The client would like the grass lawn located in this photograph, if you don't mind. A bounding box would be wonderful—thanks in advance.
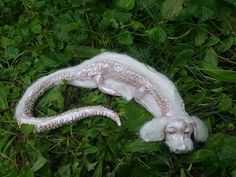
[0,0,236,176]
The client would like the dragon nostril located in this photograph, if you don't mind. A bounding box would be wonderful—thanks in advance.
[175,145,188,154]
[175,149,184,154]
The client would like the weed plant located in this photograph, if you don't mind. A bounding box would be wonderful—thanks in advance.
[0,0,236,176]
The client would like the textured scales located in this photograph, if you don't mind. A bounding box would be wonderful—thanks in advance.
[20,106,121,132]
[15,54,173,132]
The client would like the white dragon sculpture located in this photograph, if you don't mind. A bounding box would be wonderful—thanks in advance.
[15,52,208,154]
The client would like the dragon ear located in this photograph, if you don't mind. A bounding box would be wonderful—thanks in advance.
[139,117,169,142]
[191,116,208,142]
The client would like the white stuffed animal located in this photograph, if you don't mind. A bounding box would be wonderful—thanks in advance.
[15,52,208,153]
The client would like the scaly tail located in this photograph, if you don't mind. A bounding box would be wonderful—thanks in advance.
[15,66,121,132]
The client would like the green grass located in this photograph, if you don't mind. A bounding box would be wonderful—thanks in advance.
[0,0,236,176]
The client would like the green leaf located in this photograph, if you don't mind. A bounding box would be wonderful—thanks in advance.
[58,164,71,177]
[207,36,220,47]
[65,45,101,58]
[207,133,236,158]
[161,0,184,20]
[207,133,225,149]
[54,14,85,42]
[17,61,32,74]
[220,134,236,148]
[148,26,167,43]
[117,0,135,10]
[20,124,35,136]
[172,49,194,69]
[40,51,73,69]
[233,37,236,45]
[195,31,208,46]
[87,161,98,171]
[180,168,186,177]
[100,10,119,28]
[31,155,48,172]
[198,7,214,20]
[0,135,15,153]
[106,134,122,154]
[224,0,236,6]
[206,134,236,163]
[184,0,217,21]
[4,46,19,60]
[124,139,161,153]
[117,31,133,45]
[218,94,232,112]
[130,21,145,30]
[18,168,34,177]
[0,36,14,48]
[217,144,236,160]
[119,101,151,131]
[170,49,194,78]
[92,161,103,177]
[189,149,215,163]
[218,36,234,52]
[36,86,65,112]
[232,170,236,177]
[114,11,132,23]
[30,19,42,34]
[84,144,98,155]
[203,47,218,67]
[81,90,107,105]
[61,22,80,34]
[202,63,236,83]
[0,83,8,110]
[72,162,82,176]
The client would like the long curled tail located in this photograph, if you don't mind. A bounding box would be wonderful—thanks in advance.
[15,66,121,132]
[17,106,121,132]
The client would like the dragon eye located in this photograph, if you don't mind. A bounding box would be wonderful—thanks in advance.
[184,127,193,134]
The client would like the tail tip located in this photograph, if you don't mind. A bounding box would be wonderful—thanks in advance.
[116,119,122,126]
